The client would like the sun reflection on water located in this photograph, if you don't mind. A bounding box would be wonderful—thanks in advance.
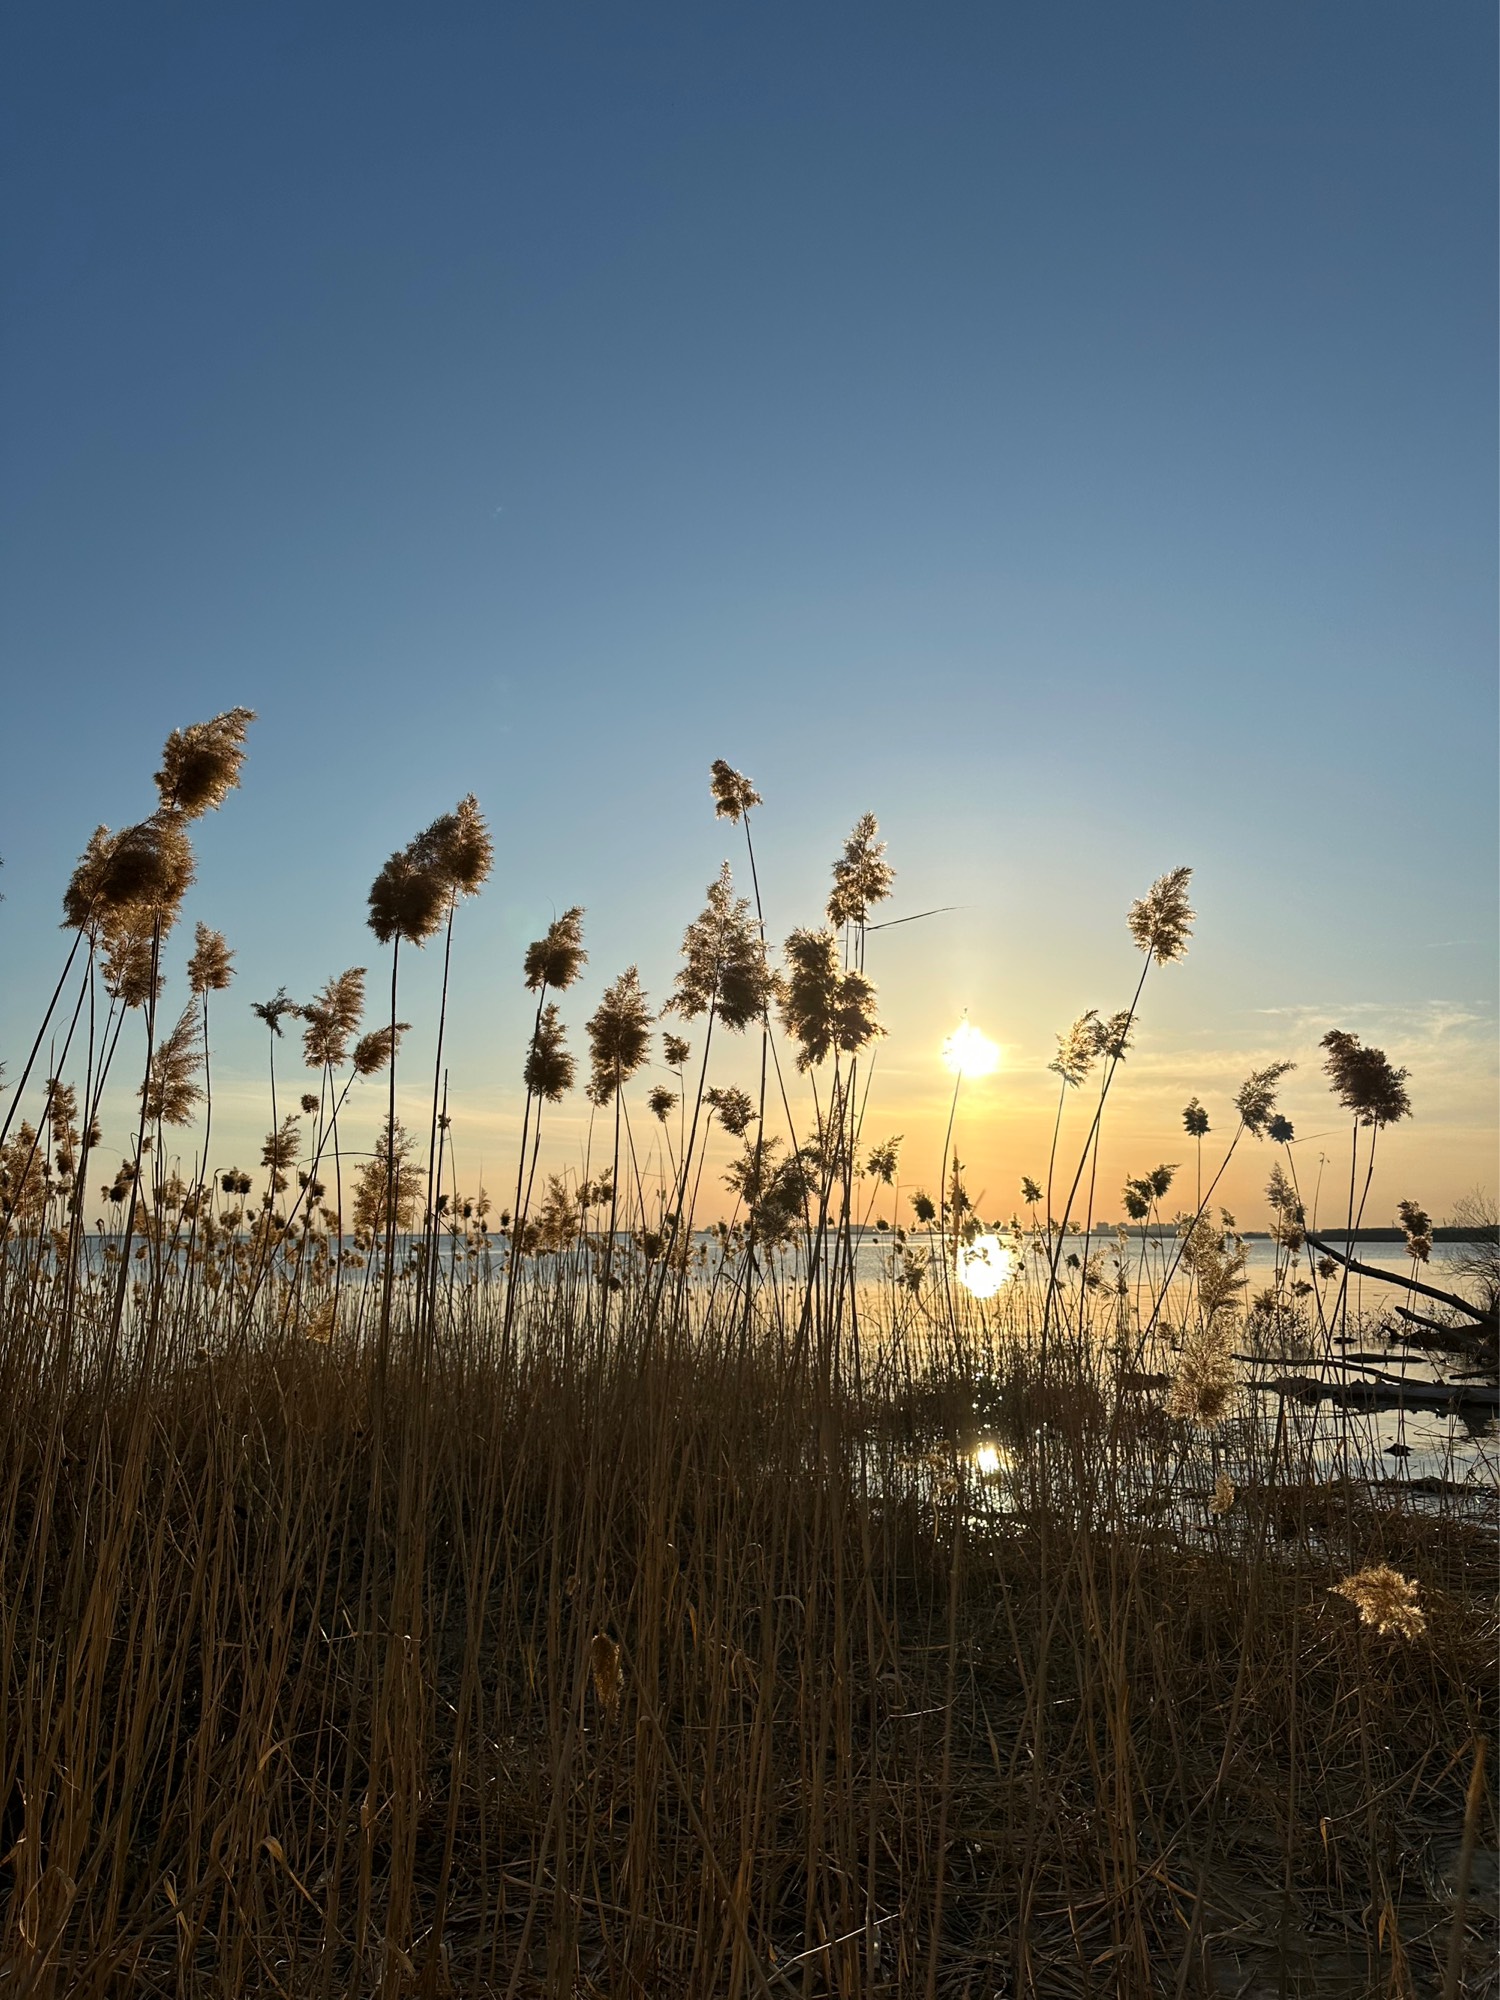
[956,1233,1015,1299]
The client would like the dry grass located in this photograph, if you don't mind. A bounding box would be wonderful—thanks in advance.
[0,1264,1493,1998]
[1,723,1495,1995]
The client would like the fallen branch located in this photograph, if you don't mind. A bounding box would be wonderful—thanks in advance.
[1262,1373,1498,1415]
[1305,1232,1494,1325]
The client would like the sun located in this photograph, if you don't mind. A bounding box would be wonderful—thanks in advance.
[941,1020,999,1078]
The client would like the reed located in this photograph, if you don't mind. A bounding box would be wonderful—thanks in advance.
[0,723,1492,1998]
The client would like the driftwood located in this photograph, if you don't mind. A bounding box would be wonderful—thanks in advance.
[1305,1231,1495,1327]
[1261,1372,1499,1416]
[1236,1352,1422,1387]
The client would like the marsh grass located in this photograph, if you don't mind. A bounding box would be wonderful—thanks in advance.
[0,726,1494,1998]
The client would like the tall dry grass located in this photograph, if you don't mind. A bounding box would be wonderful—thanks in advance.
[0,716,1494,1997]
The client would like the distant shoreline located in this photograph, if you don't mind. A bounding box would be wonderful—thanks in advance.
[856,1224,1498,1244]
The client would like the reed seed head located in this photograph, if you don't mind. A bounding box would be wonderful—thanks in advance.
[305,1299,336,1344]
[705,1085,755,1137]
[351,1120,422,1234]
[589,1632,624,1717]
[1332,1564,1426,1641]
[1126,865,1195,964]
[261,1115,300,1173]
[1265,1163,1302,1221]
[1320,1030,1412,1128]
[367,848,449,946]
[187,922,235,995]
[302,968,367,1069]
[668,864,775,1030]
[1234,1062,1296,1137]
[523,907,587,993]
[1182,1097,1210,1138]
[1092,1011,1135,1061]
[662,1032,691,1069]
[826,812,895,929]
[1165,1319,1237,1426]
[351,1023,407,1077]
[154,708,255,819]
[420,793,493,896]
[709,759,762,822]
[64,815,196,935]
[524,1002,575,1102]
[585,969,652,1101]
[1397,1199,1433,1262]
[141,1001,204,1126]
[101,912,164,1009]
[778,927,885,1070]
[251,987,300,1037]
[722,1135,814,1244]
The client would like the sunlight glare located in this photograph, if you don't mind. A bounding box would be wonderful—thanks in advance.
[956,1233,1014,1300]
[941,1020,999,1078]
[973,1441,1007,1477]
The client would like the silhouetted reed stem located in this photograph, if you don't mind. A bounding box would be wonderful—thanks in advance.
[422,897,457,1341]
[378,936,401,1369]
[0,927,86,1153]
[1042,956,1151,1354]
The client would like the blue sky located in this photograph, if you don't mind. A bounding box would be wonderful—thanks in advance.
[2,3,1494,1220]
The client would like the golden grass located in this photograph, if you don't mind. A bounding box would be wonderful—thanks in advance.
[0,725,1494,1996]
[0,1268,1493,1998]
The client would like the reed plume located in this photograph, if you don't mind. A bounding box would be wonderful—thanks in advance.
[1049,1012,1100,1089]
[64,815,196,936]
[1397,1198,1433,1262]
[589,1633,624,1718]
[705,1085,755,1137]
[523,907,587,992]
[187,923,234,995]
[585,970,652,1102]
[667,864,774,1031]
[352,1023,404,1075]
[301,968,366,1069]
[1233,1062,1296,1137]
[709,759,762,822]
[1126,864,1195,964]
[153,706,256,819]
[1165,1317,1237,1425]
[1332,1565,1427,1641]
[101,915,163,1009]
[505,911,587,1338]
[778,928,884,1070]
[826,811,895,930]
[586,969,652,1309]
[141,1001,204,1127]
[523,1003,574,1102]
[1320,1030,1412,1128]
[368,849,449,947]
[419,791,494,895]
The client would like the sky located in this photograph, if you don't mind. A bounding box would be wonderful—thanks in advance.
[2,1,1495,1232]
